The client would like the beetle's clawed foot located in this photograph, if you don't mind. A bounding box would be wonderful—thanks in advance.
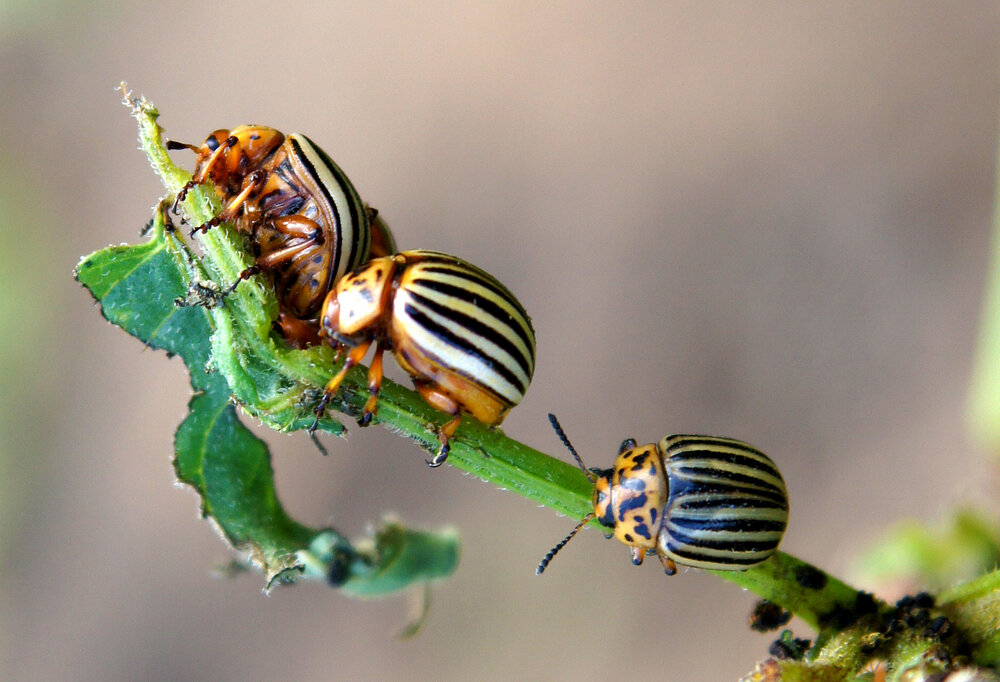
[220,266,261,300]
[309,393,332,435]
[359,393,379,427]
[170,179,198,216]
[426,442,450,468]
[658,554,678,576]
[188,216,221,238]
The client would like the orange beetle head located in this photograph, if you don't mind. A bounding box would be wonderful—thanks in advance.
[191,126,284,191]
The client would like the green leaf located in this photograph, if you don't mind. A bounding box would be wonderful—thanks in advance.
[173,390,316,577]
[75,190,458,596]
[75,228,216,390]
[298,523,460,598]
[341,522,461,597]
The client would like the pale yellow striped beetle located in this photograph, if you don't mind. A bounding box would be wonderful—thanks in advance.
[313,250,536,467]
[538,414,789,575]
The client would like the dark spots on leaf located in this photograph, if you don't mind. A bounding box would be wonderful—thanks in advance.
[768,632,810,661]
[925,616,952,640]
[816,591,879,633]
[895,592,934,610]
[818,605,854,629]
[794,564,827,590]
[749,600,792,632]
[854,591,879,618]
[327,547,353,587]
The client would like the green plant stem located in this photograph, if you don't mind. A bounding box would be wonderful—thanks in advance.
[121,86,881,635]
[939,570,1000,666]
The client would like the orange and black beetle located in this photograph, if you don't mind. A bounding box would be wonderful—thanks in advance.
[170,125,395,346]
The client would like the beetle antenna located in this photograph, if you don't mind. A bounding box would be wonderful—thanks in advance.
[536,513,595,575]
[547,413,595,483]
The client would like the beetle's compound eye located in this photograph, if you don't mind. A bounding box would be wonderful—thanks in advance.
[203,130,228,152]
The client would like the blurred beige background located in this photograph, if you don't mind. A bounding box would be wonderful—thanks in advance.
[2,2,999,680]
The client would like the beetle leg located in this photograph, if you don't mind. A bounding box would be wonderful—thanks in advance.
[360,343,386,426]
[172,180,197,215]
[362,344,386,423]
[254,239,316,269]
[142,199,174,237]
[275,313,322,349]
[270,215,325,242]
[220,265,262,298]
[657,553,677,576]
[309,338,373,433]
[327,339,373,396]
[190,169,267,236]
[189,137,230,184]
[411,384,463,468]
[426,415,461,468]
[308,393,332,435]
[171,139,230,215]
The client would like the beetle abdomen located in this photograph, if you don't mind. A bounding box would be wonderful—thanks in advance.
[286,135,371,281]
[659,435,789,570]
[392,251,535,406]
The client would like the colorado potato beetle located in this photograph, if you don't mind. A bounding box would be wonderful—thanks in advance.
[537,414,788,575]
[168,125,395,344]
[314,250,536,467]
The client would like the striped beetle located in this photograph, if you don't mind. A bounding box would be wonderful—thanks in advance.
[168,125,395,346]
[314,250,536,467]
[537,414,788,575]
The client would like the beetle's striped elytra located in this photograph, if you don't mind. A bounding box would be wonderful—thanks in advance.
[168,125,394,346]
[537,415,789,575]
[314,250,536,467]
